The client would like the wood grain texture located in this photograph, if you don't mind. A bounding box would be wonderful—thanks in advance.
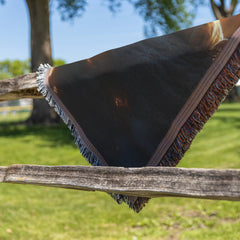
[1,164,240,200]
[0,73,43,101]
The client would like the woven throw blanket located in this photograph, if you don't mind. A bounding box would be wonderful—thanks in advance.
[37,14,240,212]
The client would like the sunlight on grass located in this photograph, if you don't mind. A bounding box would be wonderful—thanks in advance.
[0,103,240,239]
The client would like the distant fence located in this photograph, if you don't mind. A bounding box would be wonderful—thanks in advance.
[0,99,32,114]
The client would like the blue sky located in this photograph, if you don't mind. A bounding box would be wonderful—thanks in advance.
[0,1,236,64]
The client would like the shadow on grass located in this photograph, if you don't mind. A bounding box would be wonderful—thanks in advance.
[1,102,239,149]
[212,116,240,128]
[0,121,75,148]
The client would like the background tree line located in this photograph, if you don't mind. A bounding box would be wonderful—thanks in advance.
[0,59,65,79]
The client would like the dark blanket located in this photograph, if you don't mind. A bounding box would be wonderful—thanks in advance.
[37,14,240,212]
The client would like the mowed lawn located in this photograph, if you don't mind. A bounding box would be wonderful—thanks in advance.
[0,103,240,240]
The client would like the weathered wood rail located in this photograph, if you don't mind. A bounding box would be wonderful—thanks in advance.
[0,73,42,101]
[0,73,240,201]
[1,164,240,200]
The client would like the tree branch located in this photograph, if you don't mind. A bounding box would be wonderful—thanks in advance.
[210,0,223,19]
[229,0,238,15]
[0,73,43,102]
[210,0,238,19]
[1,164,240,200]
[220,0,225,9]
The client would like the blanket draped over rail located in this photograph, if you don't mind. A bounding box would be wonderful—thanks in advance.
[37,14,240,212]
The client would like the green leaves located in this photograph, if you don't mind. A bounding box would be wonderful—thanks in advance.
[129,0,202,36]
[0,60,30,79]
[0,59,65,80]
[53,0,203,36]
[53,59,66,67]
[56,0,87,20]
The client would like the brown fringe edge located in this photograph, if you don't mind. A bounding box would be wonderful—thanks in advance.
[160,44,240,167]
[130,43,240,212]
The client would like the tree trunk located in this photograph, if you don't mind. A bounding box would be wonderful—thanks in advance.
[26,0,60,124]
[210,0,239,101]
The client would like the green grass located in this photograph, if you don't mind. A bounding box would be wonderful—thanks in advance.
[0,103,240,239]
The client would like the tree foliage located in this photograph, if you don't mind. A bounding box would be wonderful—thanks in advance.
[0,60,29,79]
[107,0,204,35]
[56,0,88,20]
[0,59,65,80]
[53,0,206,36]
[56,0,204,36]
[1,1,240,36]
[54,0,239,35]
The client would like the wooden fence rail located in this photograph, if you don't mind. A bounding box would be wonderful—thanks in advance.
[0,73,42,101]
[1,164,240,200]
[0,73,240,201]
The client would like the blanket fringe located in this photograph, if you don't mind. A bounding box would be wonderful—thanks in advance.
[37,64,103,167]
[110,193,148,213]
[160,44,240,167]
